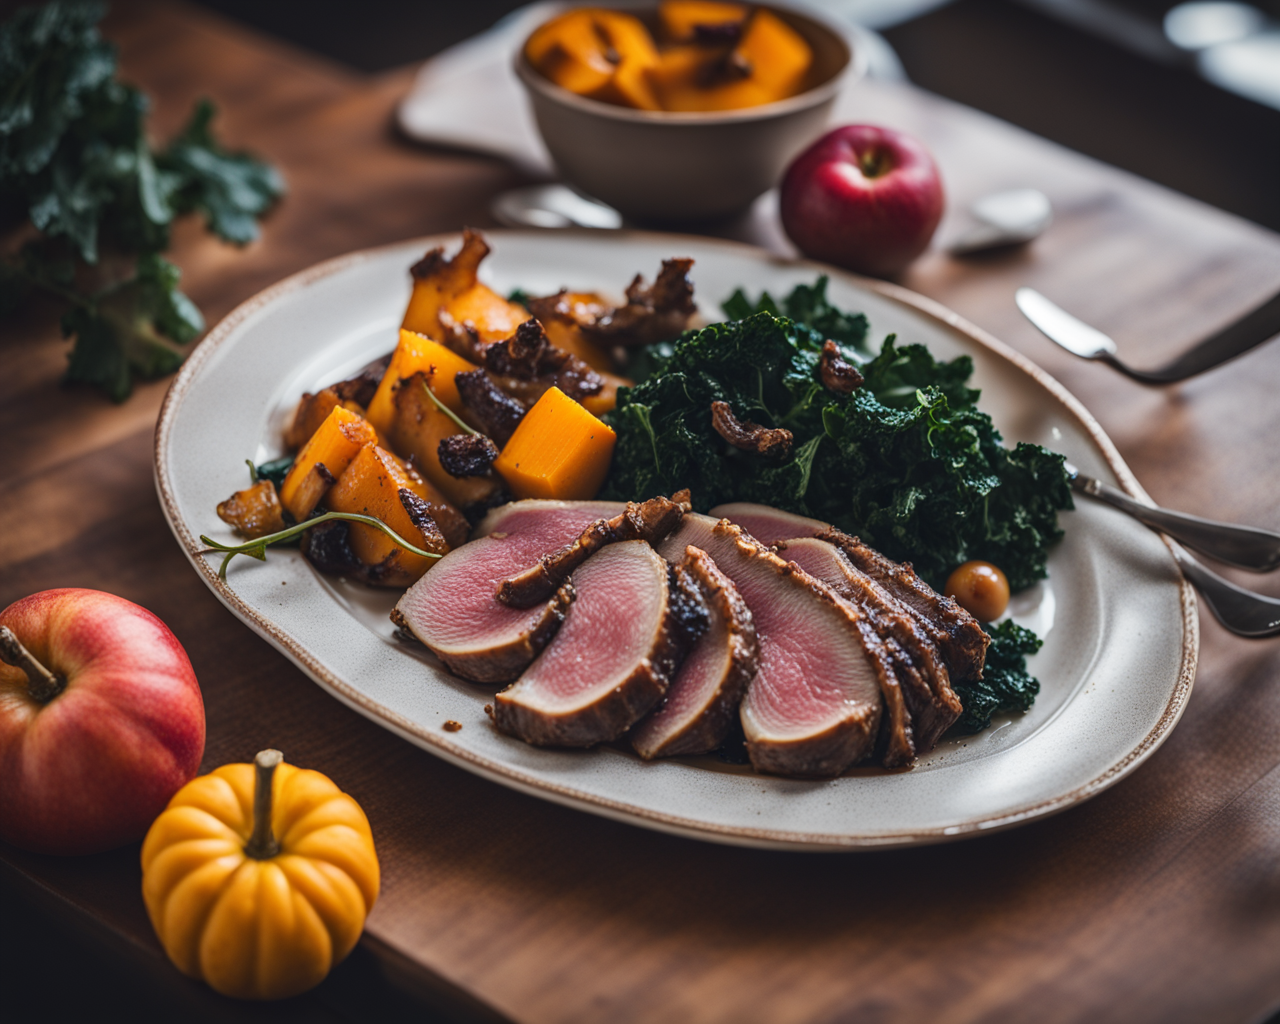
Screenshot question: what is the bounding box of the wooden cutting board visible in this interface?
[4,2,1280,1021]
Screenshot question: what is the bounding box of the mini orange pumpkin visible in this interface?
[141,750,379,1000]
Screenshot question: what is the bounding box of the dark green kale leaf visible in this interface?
[721,275,869,351]
[255,455,295,488]
[0,1,283,400]
[951,621,1043,734]
[605,282,1073,592]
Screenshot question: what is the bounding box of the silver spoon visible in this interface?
[491,184,622,230]
[1066,464,1280,572]
[948,188,1053,255]
[1067,465,1280,637]
[1017,285,1280,383]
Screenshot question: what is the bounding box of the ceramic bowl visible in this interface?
[514,3,861,223]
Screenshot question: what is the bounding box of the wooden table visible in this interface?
[5,2,1280,1021]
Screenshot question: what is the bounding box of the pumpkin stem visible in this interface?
[244,748,284,859]
[0,626,66,704]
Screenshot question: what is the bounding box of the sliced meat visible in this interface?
[497,493,687,609]
[708,502,826,547]
[777,537,962,757]
[392,500,622,683]
[710,502,989,685]
[818,528,989,685]
[493,541,689,747]
[631,546,759,760]
[657,515,886,778]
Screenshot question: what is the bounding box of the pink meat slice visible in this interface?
[631,546,759,760]
[657,515,885,778]
[392,499,622,683]
[493,540,682,747]
[711,502,988,685]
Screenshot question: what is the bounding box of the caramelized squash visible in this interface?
[324,445,451,587]
[366,328,480,437]
[401,230,528,349]
[279,406,378,521]
[388,371,504,510]
[284,388,367,452]
[525,9,661,110]
[390,452,471,549]
[493,386,617,500]
[660,0,747,41]
[216,480,286,539]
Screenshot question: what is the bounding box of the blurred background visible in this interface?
[189,0,1280,230]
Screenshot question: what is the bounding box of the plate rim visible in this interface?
[153,228,1199,850]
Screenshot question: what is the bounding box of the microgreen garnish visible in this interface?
[422,380,478,435]
[200,511,441,581]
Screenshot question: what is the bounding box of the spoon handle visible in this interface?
[1070,470,1280,572]
[1171,547,1280,639]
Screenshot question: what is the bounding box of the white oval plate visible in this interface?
[155,231,1197,850]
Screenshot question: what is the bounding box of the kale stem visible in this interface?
[199,510,443,581]
[422,380,478,435]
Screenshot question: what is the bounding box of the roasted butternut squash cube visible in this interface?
[389,371,504,510]
[280,406,378,521]
[650,9,811,111]
[402,230,529,346]
[493,386,617,500]
[324,445,450,586]
[366,328,480,436]
[217,480,286,539]
[657,0,748,43]
[525,8,661,110]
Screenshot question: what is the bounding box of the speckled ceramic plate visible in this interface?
[155,231,1198,850]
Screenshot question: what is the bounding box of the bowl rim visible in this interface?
[514,0,865,126]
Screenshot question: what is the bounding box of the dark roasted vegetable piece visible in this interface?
[710,401,794,459]
[497,493,689,608]
[332,352,393,408]
[455,369,527,446]
[484,318,604,404]
[216,480,286,539]
[437,434,500,478]
[818,339,864,394]
[577,259,698,348]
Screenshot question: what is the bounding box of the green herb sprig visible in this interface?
[200,512,442,581]
[0,1,285,400]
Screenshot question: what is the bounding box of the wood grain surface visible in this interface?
[4,2,1280,1022]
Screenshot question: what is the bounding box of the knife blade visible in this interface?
[1015,288,1117,360]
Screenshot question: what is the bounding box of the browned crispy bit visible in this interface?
[455,369,526,446]
[496,495,689,609]
[437,434,499,478]
[217,479,286,539]
[398,489,448,549]
[819,340,865,395]
[437,309,487,363]
[577,259,698,348]
[710,401,794,459]
[693,21,743,44]
[332,352,393,408]
[484,319,604,403]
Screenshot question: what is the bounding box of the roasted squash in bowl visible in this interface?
[514,1,860,222]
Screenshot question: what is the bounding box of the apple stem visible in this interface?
[244,749,283,860]
[0,626,66,704]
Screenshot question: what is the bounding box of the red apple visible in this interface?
[0,589,205,854]
[779,124,945,278]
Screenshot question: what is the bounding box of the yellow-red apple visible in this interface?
[0,589,205,854]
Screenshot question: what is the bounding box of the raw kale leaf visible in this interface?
[951,621,1043,734]
[605,281,1073,591]
[0,1,284,400]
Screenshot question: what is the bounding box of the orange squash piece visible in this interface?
[389,371,504,511]
[402,230,529,347]
[391,451,471,549]
[650,9,811,111]
[493,386,617,500]
[216,480,286,539]
[525,9,661,111]
[366,328,480,436]
[657,1,748,43]
[279,406,378,521]
[325,445,451,587]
